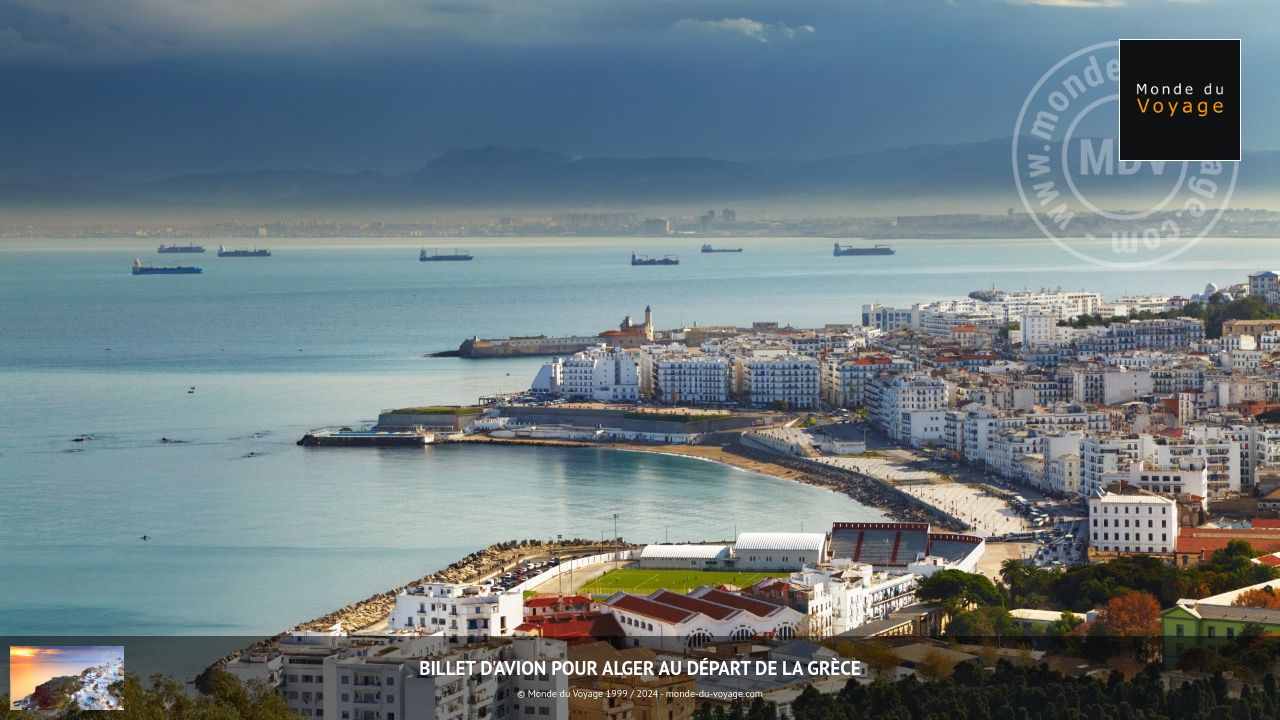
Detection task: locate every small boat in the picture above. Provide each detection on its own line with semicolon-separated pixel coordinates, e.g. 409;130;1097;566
631;253;679;266
157;244;205;254
218;245;271;257
420;248;473;261
701;244;743;253
132;259;202;275
832;242;894;256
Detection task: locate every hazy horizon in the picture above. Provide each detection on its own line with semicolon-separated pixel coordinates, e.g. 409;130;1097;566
1;0;1277;181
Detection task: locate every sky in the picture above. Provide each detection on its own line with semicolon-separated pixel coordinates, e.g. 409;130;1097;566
0;0;1275;181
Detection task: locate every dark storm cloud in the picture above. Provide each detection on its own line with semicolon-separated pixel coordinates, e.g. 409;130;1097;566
0;0;1271;179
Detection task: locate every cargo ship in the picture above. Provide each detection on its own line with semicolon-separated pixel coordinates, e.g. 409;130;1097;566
420;248;473;261
132;259;202;275
631;253;679;266
157;243;205;253
832;242;894;256
701;244;743;253
218;245;271;257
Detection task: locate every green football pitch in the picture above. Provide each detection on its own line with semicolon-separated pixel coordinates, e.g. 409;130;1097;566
578;568;788;596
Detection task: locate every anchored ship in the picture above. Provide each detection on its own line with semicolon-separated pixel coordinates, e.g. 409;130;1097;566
132;258;202;275
701;244;743;253
157;244;206;254
631;253;679;266
218;245;271;257
420;248;474;261
832;242;894;256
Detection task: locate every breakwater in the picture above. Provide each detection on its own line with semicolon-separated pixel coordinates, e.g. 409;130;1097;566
202;538;633;687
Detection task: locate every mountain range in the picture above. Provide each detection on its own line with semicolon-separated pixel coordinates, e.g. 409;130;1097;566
4;139;1278;212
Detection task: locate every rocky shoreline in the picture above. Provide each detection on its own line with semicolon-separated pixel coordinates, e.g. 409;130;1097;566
202;538;631;687
293;537;629;632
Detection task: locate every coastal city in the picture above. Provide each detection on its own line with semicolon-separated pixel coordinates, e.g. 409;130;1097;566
207;267;1280;719
5;2;1279;718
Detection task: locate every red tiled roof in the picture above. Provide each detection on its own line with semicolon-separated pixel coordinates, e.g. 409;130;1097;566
691;588;783;618
1177;528;1280;556
648;590;738;621
1254;519;1280;529
604;594;695;624
525;594;591;608
1256;554;1280;567
515;613;625;640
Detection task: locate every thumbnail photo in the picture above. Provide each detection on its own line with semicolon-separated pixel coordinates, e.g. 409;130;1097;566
9;646;124;714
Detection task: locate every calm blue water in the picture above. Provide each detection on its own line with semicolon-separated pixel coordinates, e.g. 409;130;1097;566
0;235;1271;636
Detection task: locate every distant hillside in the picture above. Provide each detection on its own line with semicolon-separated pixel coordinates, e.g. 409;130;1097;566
2;139;1278;211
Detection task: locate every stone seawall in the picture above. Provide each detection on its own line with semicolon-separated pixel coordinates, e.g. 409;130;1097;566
725;443;968;532
202;538;633;687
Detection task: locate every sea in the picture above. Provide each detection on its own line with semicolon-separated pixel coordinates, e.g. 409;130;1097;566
0;234;1272;640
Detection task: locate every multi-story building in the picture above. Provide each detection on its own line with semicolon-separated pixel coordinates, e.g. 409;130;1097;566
227;635;567;720
1020;311;1060;348
1074;318;1205;354
736;354;820;410
1079;436;1141;495
1088;490;1178;555
820;354;914;408
1248;270;1280;304
867;372;949;444
533;345;640;402
1071;366;1154;405
637;345;732;407
389;583;524;644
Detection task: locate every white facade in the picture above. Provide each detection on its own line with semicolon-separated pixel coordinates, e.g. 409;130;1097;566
601;589;805;652
868;372;949;443
389;583;524;644
534;344;639;402
228;635;567;720
1080;436;1141;496
733;532;828;571
649;351;732;405
821;355;914;408
1020;311;1060;348
1088;492;1178;555
738;354;820;410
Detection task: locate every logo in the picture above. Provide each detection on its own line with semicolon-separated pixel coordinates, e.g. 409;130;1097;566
1012;41;1238;268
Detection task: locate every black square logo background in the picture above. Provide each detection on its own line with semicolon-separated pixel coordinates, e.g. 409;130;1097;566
1119;39;1240;161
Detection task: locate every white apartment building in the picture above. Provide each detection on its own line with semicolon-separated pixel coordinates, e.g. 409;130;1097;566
1020;311;1061;348
1080;436;1141;496
1088;491;1178;555
227;635;567;720
1120;458;1211;499
389;583;524;644
1045;453;1082;496
1139;434;1241;497
1249;270;1280;303
868;372;949;444
1072;366;1154;405
645;345;737;407
330;638;564;720
820;354;914;408
532;344;639;402
861;303;922;331
737;354;820;410
1075;318;1206;354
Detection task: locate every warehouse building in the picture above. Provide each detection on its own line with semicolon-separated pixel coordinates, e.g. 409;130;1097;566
732;532;829;571
638;544;732;569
